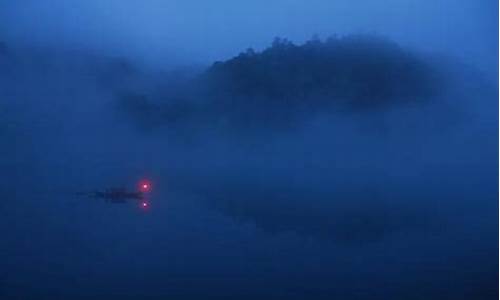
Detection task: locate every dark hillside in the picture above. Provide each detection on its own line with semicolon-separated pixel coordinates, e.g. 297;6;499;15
118;35;444;130
203;35;439;107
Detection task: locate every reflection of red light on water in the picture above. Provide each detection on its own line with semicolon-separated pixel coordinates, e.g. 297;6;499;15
140;201;150;211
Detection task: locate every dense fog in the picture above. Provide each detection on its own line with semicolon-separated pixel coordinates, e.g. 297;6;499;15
0;1;497;299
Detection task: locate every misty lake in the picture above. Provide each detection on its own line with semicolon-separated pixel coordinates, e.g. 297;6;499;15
2;93;497;299
0;24;497;299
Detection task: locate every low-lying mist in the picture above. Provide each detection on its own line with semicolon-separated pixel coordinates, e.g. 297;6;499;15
2;35;497;238
111;36;497;243
0;35;497;299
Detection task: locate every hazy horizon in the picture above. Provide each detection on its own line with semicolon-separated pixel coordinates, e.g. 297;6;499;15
0;1;497;299
1;0;497;73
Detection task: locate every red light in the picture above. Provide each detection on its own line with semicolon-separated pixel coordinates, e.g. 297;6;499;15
142;202;148;207
138;180;151;192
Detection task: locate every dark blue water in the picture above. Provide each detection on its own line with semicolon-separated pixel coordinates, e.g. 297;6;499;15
0;57;497;299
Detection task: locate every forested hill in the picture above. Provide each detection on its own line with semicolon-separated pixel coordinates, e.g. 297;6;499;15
118;35;449;130
202;35;440;107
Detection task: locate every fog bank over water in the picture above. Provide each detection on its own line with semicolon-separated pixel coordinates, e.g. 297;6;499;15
0;1;497;299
